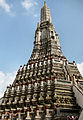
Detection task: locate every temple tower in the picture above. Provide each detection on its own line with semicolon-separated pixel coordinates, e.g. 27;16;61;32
0;2;83;120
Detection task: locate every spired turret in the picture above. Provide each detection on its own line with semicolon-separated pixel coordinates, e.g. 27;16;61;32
0;2;83;120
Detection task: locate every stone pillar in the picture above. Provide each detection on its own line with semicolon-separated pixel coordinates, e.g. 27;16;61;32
23;84;25;90
73;76;77;85
2;113;5;119
57;108;60;116
17;111;21;120
10;111;14;120
68;75;70;81
8;113;12;120
26;111;31;120
37;22;40;28
45;109;52;119
73;61;76;65
35;110;41;119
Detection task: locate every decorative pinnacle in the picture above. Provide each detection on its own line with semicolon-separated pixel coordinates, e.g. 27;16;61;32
41;1;52;23
44;1;46;6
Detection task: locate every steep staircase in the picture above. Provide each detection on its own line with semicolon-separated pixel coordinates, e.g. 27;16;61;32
53;80;81;119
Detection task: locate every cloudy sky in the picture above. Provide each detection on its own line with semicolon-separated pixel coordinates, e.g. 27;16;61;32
0;0;83;97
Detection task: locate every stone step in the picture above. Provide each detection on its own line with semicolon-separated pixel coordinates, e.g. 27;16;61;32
60;108;80;113
56;93;74;97
54;95;76;100
55;84;72;88
54;103;80;109
55;89;73;93
55;86;72;91
55;91;74;96
55;79;72;85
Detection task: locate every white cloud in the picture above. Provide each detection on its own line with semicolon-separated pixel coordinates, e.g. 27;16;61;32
0;71;16;98
21;0;38;11
0;0;12;13
33;14;38;18
77;62;83;77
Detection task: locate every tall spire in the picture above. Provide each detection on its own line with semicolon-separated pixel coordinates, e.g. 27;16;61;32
44;1;46;6
41;2;52;23
31;2;64;60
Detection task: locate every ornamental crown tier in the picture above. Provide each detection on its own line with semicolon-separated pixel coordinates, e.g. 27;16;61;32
0;2;83;120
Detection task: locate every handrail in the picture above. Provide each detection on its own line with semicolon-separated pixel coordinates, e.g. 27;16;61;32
74;85;83;96
78;83;83;91
0;97;3;104
56;79;72;84
73;85;83;109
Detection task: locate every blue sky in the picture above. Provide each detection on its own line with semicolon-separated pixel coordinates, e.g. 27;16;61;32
0;0;83;97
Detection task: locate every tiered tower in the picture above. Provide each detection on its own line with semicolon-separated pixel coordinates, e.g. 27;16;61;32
0;2;82;120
